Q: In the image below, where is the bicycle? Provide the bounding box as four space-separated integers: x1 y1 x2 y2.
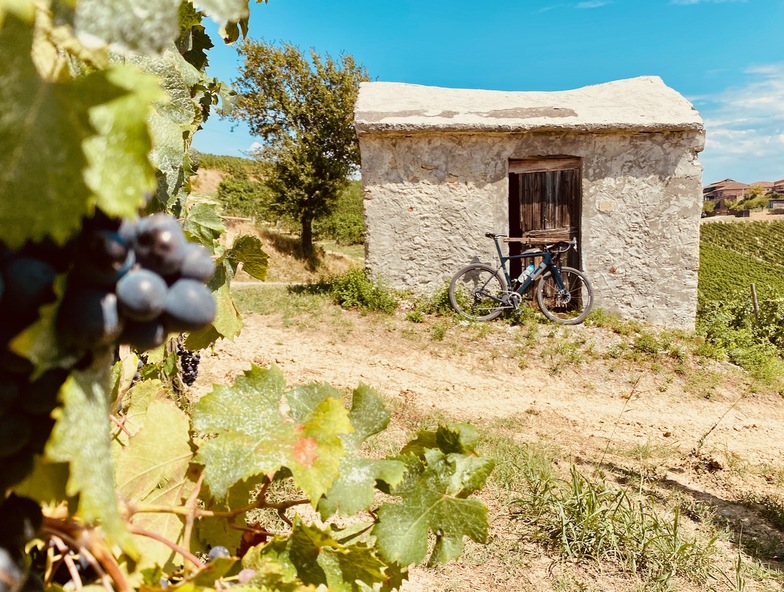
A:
448 233 594 325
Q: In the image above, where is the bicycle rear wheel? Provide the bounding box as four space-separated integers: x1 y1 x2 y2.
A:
536 266 594 325
449 263 507 321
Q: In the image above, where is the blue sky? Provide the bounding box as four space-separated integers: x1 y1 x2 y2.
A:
192 0 784 185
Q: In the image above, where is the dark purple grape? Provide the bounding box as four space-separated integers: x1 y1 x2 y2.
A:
0 494 43 548
0 351 34 377
19 368 69 415
207 546 230 561
237 569 256 584
56 290 124 349
134 214 187 276
0 450 34 491
0 379 21 414
119 319 167 351
163 279 215 332
178 242 214 283
0 412 31 457
116 269 168 321
70 229 134 288
1 257 56 318
26 415 56 454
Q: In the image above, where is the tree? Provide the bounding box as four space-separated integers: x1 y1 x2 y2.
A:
231 40 369 257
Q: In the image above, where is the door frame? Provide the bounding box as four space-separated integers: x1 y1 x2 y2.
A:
507 157 582 277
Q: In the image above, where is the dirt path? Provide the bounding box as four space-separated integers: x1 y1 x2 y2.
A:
196 309 784 591
198 312 784 467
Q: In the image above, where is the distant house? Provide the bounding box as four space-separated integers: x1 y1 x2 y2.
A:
703 179 749 211
355 76 705 329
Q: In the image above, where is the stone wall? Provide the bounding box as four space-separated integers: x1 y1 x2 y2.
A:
359 129 705 329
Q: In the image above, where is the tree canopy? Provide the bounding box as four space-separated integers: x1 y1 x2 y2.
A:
231 40 370 256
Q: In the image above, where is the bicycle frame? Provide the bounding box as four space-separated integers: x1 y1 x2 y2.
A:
488 234 571 298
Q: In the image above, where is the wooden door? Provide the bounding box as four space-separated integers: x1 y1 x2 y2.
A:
508 158 582 278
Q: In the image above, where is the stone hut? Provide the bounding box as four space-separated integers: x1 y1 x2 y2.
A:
354 76 705 329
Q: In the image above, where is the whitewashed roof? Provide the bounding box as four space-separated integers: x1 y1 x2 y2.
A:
354 76 703 135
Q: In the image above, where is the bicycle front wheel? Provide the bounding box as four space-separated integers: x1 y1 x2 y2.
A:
449 263 507 321
536 266 594 325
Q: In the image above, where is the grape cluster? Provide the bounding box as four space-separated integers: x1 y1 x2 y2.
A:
56 212 216 352
176 340 200 387
0 209 216 494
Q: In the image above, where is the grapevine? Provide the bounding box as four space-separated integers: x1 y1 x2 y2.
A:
1 1 492 591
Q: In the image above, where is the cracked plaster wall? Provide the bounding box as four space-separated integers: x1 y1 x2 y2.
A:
359 129 704 329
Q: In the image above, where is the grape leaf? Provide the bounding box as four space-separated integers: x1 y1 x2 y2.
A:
115 399 197 573
75 0 180 55
115 399 192 503
318 385 405 519
116 378 164 441
244 519 391 592
84 65 163 219
183 201 226 245
372 447 494 566
46 361 137 556
0 12 120 248
192 365 352 501
194 473 266 554
133 47 205 208
223 234 269 281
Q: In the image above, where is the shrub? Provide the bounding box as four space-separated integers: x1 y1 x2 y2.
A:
697 293 784 382
314 212 365 245
329 267 398 313
216 177 276 220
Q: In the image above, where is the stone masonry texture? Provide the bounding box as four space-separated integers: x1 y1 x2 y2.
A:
355 77 705 329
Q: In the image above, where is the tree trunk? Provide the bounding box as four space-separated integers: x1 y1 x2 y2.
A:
300 213 314 257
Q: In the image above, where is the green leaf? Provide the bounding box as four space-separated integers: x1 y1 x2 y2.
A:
115 399 196 572
46 360 137 556
183 201 226 244
0 13 119 248
12 459 71 507
84 65 164 218
115 400 192 502
344 384 391 449
224 234 269 281
133 47 205 208
401 422 481 457
194 474 266 554
318 386 405 518
372 446 493 566
319 457 405 520
245 519 391 592
192 365 351 501
75 0 180 55
116 379 164 441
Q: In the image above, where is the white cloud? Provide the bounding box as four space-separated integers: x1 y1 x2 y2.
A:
692 63 784 183
576 0 611 7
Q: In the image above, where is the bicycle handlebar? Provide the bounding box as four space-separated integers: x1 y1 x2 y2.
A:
485 233 576 253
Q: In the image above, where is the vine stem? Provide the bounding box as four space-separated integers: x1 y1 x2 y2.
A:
130 527 203 567
129 497 311 519
42 518 130 592
183 472 204 575
50 535 82 590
